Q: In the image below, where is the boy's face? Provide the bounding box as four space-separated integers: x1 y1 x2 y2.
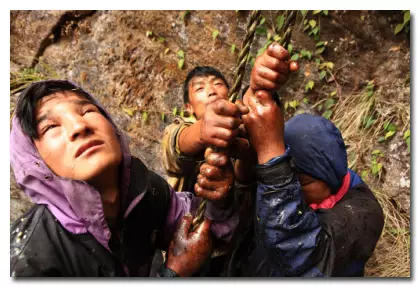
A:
33 92 122 182
187 75 229 119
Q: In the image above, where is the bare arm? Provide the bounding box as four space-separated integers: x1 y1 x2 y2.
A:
178 119 206 156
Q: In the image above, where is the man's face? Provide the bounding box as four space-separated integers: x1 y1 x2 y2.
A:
187 75 229 119
297 173 332 204
33 92 122 182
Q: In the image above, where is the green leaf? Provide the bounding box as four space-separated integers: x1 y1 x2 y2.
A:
371 164 379 175
257 40 272 57
309 27 319 36
273 35 281 42
323 110 332 119
404 11 410 25
212 30 219 40
383 120 391 130
303 24 311 32
308 80 314 89
315 58 321 65
303 97 309 104
284 101 289 109
377 136 386 143
361 170 368 179
181 11 190 21
161 113 165 122
305 80 314 91
330 90 337 97
309 20 317 28
290 53 299 61
255 26 267 36
289 100 299 109
250 57 256 67
146 31 153 37
287 43 293 54
385 130 396 139
180 110 185 117
267 32 272 40
319 70 327 80
318 104 323 112
372 149 382 155
324 98 336 110
277 15 285 30
367 90 374 97
231 44 236 54
313 10 322 15
406 138 410 153
300 50 312 60
316 41 326 47
323 10 328 16
142 111 148 123
394 23 404 35
404 130 410 140
158 36 165 43
177 50 184 58
300 10 308 17
326 62 334 70
386 123 397 132
172 106 178 116
315 47 325 55
178 58 184 69
260 17 266 25
365 116 376 129
123 107 135 117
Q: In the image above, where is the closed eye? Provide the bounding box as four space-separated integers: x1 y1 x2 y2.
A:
83 109 96 115
83 105 99 115
42 124 58 135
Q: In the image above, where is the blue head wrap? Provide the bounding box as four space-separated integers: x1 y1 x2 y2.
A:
284 113 353 193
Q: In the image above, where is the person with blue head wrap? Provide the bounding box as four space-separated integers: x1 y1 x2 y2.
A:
284 114 364 206
228 90 384 277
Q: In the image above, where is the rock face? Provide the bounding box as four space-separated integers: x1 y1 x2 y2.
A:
10 10 410 221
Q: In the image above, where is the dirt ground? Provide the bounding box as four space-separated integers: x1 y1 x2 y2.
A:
10 10 410 277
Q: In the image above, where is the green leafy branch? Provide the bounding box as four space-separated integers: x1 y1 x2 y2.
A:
394 10 410 35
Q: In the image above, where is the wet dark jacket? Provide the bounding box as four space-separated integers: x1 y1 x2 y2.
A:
10 157 237 277
228 150 384 277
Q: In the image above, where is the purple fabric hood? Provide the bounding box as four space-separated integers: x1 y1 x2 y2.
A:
10 80 132 250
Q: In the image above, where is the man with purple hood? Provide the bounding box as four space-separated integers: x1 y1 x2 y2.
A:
10 80 240 277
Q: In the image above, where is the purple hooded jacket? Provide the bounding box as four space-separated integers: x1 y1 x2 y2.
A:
10 80 238 275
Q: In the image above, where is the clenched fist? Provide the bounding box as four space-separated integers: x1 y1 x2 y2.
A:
194 147 234 201
250 42 299 92
166 214 213 277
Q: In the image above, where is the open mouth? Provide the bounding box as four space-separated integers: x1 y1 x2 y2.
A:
75 140 104 158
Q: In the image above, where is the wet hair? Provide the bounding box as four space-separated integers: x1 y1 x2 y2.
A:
16 80 100 139
183 66 229 104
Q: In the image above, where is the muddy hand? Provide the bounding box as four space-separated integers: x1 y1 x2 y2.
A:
200 96 249 149
194 147 234 201
250 42 299 92
240 91 286 164
166 214 213 277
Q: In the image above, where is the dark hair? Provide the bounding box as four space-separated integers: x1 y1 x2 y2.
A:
16 80 96 139
182 66 229 104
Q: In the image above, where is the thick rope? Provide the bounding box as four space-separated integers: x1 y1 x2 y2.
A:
192 11 261 231
192 10 296 231
277 10 297 48
228 10 262 103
